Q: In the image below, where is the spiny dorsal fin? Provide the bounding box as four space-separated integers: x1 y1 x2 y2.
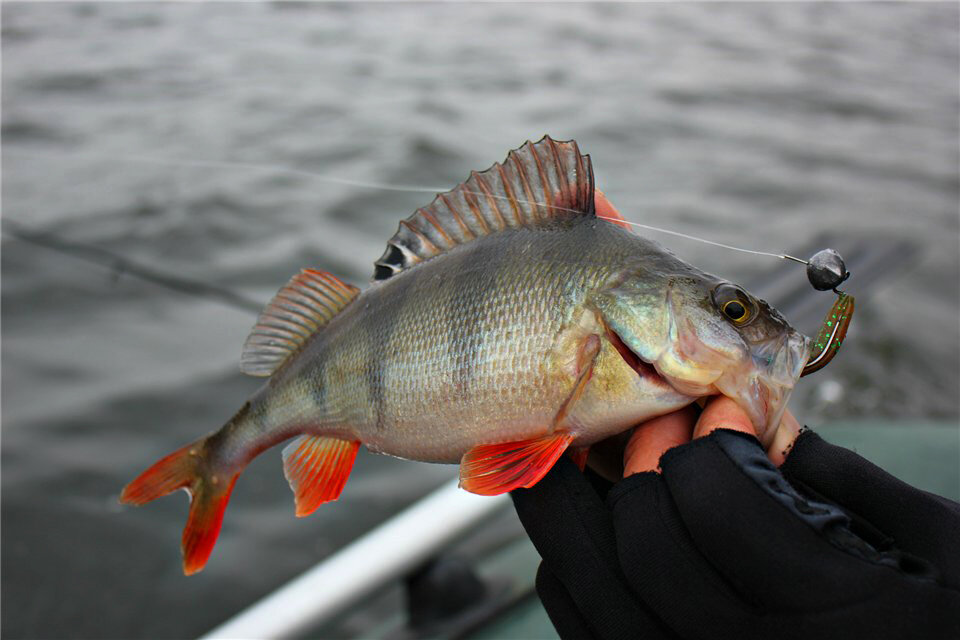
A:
373 135 595 281
240 269 359 376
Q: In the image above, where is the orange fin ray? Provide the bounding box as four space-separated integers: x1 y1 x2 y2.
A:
594 189 633 231
241 269 360 377
459 432 575 496
282 435 360 517
181 476 238 576
120 439 239 575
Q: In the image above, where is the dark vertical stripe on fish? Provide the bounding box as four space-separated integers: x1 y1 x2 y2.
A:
311 360 327 416
445 243 502 399
363 322 386 432
367 272 415 432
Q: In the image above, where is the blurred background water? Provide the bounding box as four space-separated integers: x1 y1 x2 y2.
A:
2 2 958 638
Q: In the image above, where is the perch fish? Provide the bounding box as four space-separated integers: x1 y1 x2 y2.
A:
122 136 816 574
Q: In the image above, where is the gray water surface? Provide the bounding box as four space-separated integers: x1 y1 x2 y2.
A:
3 3 958 639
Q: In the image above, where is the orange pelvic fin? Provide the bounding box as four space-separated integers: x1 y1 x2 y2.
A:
459 432 575 496
567 446 590 471
120 439 239 575
282 435 360 517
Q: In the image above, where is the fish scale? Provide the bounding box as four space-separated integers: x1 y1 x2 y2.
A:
121 137 810 575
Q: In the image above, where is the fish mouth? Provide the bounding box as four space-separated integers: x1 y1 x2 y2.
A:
604 325 678 393
713 330 810 443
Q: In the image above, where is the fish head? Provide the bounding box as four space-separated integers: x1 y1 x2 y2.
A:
597 266 809 444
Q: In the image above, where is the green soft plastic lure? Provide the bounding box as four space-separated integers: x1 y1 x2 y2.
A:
802 292 854 377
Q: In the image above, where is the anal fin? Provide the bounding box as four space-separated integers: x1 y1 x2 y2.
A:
282 435 360 517
459 432 574 496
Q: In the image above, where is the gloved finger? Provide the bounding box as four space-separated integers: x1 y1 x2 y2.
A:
534 564 601 640
535 563 673 640
608 470 756 637
511 457 660 637
782 430 960 588
657 429 905 610
623 405 697 476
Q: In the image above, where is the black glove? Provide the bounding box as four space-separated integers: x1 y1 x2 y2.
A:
511 429 960 640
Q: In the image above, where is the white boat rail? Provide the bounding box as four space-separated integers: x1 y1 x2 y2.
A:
200 478 510 640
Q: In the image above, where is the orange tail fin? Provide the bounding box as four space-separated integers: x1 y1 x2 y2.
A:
120 439 239 575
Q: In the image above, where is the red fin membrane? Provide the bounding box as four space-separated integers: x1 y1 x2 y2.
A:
460 433 575 496
568 446 590 471
282 435 360 517
594 189 633 231
120 439 239 575
181 476 238 576
120 442 198 506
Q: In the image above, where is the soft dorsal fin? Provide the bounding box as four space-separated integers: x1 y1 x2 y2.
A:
373 135 596 281
241 269 360 376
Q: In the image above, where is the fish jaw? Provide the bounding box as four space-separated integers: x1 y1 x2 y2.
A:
595 274 810 444
712 330 809 444
652 310 810 444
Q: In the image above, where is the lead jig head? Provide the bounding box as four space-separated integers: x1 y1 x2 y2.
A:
807 248 850 292
799 248 854 377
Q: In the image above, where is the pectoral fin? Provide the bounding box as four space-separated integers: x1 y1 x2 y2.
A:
459 432 575 496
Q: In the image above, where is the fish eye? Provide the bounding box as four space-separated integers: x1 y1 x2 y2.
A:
722 300 747 322
713 284 755 326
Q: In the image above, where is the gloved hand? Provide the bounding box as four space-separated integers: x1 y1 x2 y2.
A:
511 398 960 640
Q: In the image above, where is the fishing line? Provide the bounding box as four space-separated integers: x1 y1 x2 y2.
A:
595 216 809 264
2 220 263 314
5 149 451 194
8 148 809 264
